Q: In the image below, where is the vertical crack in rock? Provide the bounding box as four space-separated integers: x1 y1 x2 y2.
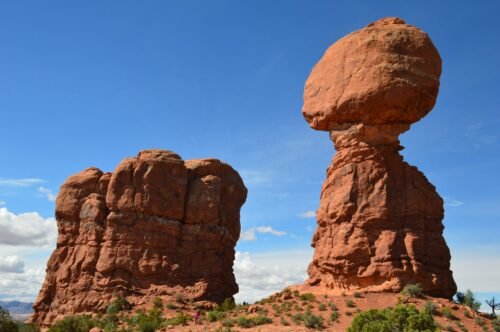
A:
30 149 247 326
302 17 457 298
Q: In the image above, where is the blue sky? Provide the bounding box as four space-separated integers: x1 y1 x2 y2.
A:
0 1 499 305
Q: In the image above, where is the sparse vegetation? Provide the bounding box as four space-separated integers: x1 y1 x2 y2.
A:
47 315 97 332
442 307 458 320
424 301 438 315
456 290 481 311
354 292 362 298
304 311 324 329
347 304 437 332
330 310 340 322
300 293 316 302
346 299 356 308
1 305 22 332
401 283 423 298
106 296 131 315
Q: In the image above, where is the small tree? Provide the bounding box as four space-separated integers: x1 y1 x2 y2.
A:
485 297 500 318
455 290 481 311
0 305 19 332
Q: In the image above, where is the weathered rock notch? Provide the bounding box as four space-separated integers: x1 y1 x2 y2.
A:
302 17 456 298
31 149 247 326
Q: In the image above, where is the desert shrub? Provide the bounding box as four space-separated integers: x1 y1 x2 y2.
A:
456 290 481 311
0 306 19 332
235 315 271 328
107 296 131 314
175 294 185 304
131 308 163 332
354 292 362 298
207 310 225 322
424 301 438 315
445 325 456 331
401 284 423 298
280 317 290 326
346 300 356 308
292 313 304 324
48 315 97 332
318 303 326 311
475 317 486 327
221 318 236 327
165 303 177 310
153 297 163 309
442 307 458 320
15 322 40 332
163 311 189 326
347 304 437 332
463 310 473 319
330 310 340 322
16 323 41 332
293 290 300 297
328 302 338 311
220 298 236 312
492 317 500 332
303 312 324 329
300 293 316 302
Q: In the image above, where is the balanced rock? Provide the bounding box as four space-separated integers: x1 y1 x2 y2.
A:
31 150 247 326
303 17 456 298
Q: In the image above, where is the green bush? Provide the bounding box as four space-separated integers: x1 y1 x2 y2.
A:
220 298 236 312
330 310 340 322
235 315 272 328
347 304 437 332
354 292 362 298
153 297 163 309
318 303 326 311
303 312 324 329
163 311 189 326
16 323 41 332
107 296 131 314
456 290 481 311
300 293 316 302
0 306 19 332
401 284 423 298
424 301 438 315
280 317 290 326
442 307 458 320
492 317 500 332
47 315 97 332
346 300 356 308
207 310 225 322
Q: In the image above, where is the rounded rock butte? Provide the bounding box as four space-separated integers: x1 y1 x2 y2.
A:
30 149 247 327
302 17 457 298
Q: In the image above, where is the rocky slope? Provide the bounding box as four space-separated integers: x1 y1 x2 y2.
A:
30 149 247 327
302 17 457 298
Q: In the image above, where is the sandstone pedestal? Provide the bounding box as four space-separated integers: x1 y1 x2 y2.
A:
302 17 456 298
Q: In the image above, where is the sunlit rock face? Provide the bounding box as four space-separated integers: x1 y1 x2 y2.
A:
302 17 457 298
31 149 247 326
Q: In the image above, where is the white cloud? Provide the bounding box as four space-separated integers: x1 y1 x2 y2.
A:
0 207 57 247
0 267 46 302
298 210 316 219
234 250 312 303
38 187 57 202
240 226 286 241
0 178 44 187
0 256 24 273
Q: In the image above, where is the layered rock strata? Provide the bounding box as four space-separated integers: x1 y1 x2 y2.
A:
31 149 247 326
302 17 456 298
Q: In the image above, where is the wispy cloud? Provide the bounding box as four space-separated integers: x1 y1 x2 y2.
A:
0 207 57 247
0 267 45 302
240 226 286 241
239 170 273 186
0 178 44 187
38 187 57 202
0 256 24 273
298 210 316 219
444 197 465 207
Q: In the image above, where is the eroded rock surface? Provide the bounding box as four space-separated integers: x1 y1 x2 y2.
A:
303 17 456 298
31 150 247 326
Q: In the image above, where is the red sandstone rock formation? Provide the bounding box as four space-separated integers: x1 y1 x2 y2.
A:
31 150 247 326
302 17 457 298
